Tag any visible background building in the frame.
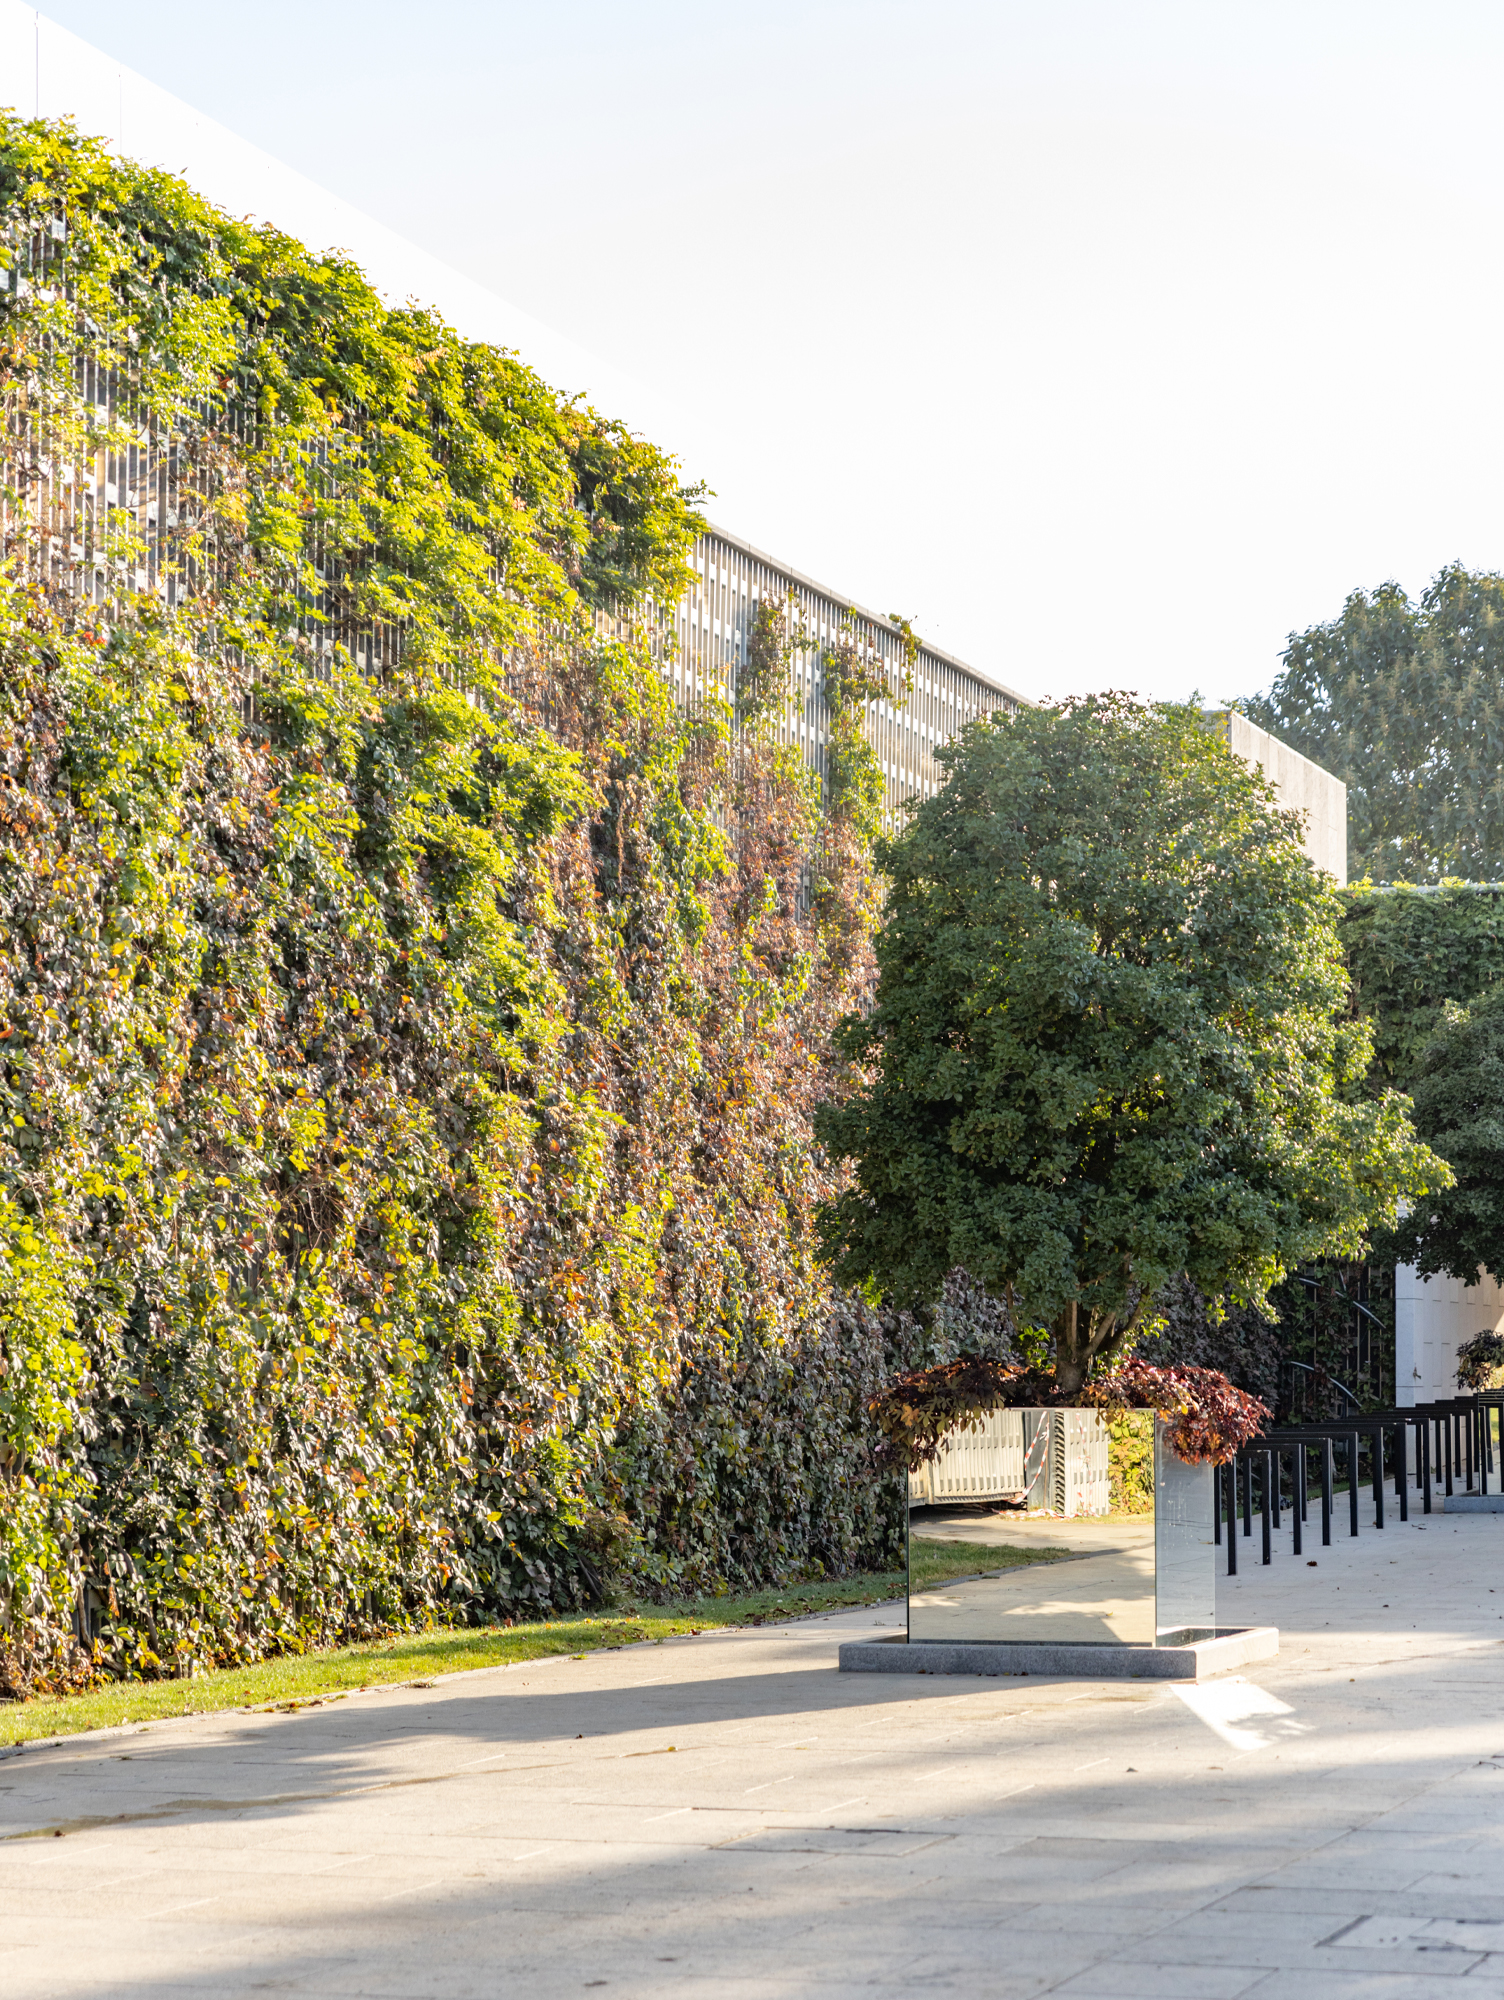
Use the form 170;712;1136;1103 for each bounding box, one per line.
662;527;1021;825
1204;709;1348;887
1395;1266;1504;1409
0;10;1352;856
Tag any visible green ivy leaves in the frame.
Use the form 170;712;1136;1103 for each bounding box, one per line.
0;114;913;1695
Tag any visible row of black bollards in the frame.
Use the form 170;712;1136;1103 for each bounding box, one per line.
1214;1394;1503;1575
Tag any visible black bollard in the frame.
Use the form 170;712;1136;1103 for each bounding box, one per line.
1226;1461;1238;1576
1261;1451;1272;1564
1321;1436;1333;1546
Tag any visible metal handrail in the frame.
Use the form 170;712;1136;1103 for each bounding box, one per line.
1277;1357;1362;1416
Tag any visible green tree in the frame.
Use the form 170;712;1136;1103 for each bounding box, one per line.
1246;565;1504;883
1393;991;1504;1285
816;695;1444;1395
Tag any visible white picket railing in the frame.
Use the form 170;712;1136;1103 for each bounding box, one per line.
909;1407;1110;1517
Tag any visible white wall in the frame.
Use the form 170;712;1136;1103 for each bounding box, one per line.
1394;1262;1504;1405
1208;710;1348;885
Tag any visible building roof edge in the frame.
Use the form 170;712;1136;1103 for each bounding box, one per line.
702;520;1029;707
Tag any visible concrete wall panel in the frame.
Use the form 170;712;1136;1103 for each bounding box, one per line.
1395;1262;1504;1405
1206;710;1348;885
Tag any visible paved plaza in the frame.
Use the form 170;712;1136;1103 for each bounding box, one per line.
6;1500;1504;1997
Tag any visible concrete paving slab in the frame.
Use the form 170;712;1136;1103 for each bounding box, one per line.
10;1508;1504;1994
1243;1975;1504;1999
1051;1965;1268;1998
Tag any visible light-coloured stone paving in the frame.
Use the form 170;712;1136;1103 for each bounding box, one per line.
5;1498;1504;1998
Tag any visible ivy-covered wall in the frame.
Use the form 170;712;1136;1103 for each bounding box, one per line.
0;116;975;1696
1341;884;1504;1093
1240;883;1504;1413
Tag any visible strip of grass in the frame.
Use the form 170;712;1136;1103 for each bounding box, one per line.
0;1538;1066;1748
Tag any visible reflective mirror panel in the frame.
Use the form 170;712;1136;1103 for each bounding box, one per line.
907;1408;1153;1646
1153;1417;1216;1645
906;1409;1037;1508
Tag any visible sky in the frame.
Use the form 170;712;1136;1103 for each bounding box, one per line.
15;0;1504;707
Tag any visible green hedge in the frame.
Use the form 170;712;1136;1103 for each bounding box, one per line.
1341;884;1504;1092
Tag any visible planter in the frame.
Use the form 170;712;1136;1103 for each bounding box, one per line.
844;1414;1276;1679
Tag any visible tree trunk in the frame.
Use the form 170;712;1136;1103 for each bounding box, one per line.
1053;1302;1088;1396
1054;1356;1087;1395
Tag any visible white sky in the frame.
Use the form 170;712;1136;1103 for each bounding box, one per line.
9;1;1504;707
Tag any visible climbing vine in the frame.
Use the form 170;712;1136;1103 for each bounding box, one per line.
0;115;924;1695
1340;884;1504;1093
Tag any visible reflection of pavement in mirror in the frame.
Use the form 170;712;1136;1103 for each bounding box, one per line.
910;1505;1154;1560
1154;1425;1216;1645
910;1544;1156;1644
909;1509;1160;1646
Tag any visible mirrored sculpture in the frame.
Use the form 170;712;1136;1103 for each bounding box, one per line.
905;1408;1218;1650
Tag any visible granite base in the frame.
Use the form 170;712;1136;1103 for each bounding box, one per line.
837;1627;1278;1680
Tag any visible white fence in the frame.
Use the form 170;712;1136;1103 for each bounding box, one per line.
908;1407;1110;1517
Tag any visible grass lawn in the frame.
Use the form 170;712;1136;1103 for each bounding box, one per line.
0;1537;1067;1749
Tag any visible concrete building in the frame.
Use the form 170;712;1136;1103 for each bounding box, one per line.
1395;1263;1504;1407
0;10;1347;849
655;544;1358;848
653;535;1354;849
0;15;1028;823
661;526;1021;824
1203;709;1348;885
15;9;1458;1423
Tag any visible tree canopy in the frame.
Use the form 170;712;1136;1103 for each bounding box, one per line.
816;695;1445;1394
1246;565;1504;884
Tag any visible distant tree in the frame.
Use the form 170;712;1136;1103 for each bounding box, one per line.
816;694;1444;1396
1246;564;1504;883
1394;990;1504;1285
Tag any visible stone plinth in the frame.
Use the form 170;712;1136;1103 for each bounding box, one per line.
837;1627;1278;1681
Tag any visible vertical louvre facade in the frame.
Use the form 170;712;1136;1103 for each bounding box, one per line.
2;215;1024;806
660;526;1024;824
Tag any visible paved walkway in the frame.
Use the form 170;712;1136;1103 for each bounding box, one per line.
6;1498;1504;1998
